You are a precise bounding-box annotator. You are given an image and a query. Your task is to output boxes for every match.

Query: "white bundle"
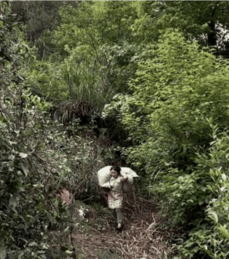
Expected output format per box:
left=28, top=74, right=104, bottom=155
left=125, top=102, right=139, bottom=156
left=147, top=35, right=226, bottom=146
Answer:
left=97, top=166, right=139, bottom=193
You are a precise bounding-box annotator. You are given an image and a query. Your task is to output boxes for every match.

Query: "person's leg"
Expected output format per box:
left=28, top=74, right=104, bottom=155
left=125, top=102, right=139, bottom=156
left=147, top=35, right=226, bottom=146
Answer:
left=111, top=209, right=117, bottom=222
left=116, top=208, right=123, bottom=224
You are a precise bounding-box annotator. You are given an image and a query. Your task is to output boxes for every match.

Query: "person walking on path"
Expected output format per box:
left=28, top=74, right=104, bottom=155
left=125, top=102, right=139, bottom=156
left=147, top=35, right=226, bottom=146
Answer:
left=101, top=165, right=127, bottom=229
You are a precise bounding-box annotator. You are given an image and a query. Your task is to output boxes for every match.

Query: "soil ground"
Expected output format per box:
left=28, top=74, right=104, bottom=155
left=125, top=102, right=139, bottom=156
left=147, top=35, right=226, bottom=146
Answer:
left=50, top=191, right=176, bottom=259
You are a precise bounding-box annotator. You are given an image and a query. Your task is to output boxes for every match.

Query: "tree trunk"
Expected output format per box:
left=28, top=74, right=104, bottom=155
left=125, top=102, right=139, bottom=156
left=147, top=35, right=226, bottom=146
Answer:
left=208, top=20, right=217, bottom=46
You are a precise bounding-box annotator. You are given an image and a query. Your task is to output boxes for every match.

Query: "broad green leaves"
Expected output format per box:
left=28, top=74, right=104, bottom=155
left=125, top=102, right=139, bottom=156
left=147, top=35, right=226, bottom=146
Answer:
left=0, top=3, right=107, bottom=258
left=119, top=30, right=229, bottom=171
left=105, top=30, right=229, bottom=258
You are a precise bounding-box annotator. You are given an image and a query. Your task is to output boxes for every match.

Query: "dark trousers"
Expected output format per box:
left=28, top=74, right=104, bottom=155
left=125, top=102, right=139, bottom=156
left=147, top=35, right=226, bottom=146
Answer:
left=111, top=208, right=123, bottom=224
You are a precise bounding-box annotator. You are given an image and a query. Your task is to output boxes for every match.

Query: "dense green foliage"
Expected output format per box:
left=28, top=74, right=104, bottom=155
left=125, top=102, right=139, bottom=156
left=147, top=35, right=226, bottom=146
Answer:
left=101, top=3, right=229, bottom=258
left=104, top=29, right=229, bottom=257
left=30, top=2, right=139, bottom=113
left=2, top=1, right=229, bottom=258
left=0, top=3, right=106, bottom=258
left=114, top=31, right=229, bottom=258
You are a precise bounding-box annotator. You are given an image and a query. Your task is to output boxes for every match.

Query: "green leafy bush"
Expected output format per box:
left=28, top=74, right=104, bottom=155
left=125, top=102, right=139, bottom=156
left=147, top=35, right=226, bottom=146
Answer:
left=175, top=128, right=229, bottom=258
left=104, top=30, right=229, bottom=258
left=0, top=3, right=107, bottom=258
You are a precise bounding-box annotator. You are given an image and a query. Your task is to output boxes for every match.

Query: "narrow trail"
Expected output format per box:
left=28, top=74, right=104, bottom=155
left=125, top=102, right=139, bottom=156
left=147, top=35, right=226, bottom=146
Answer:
left=68, top=192, right=175, bottom=259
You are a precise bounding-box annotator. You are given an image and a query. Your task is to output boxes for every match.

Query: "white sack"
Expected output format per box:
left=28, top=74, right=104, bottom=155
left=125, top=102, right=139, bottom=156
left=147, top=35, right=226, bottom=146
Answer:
left=121, top=167, right=139, bottom=178
left=97, top=166, right=111, bottom=186
left=97, top=166, right=139, bottom=193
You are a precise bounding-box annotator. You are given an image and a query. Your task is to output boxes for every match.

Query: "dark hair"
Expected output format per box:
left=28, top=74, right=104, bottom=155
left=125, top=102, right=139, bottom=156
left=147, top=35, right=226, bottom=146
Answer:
left=110, top=165, right=121, bottom=175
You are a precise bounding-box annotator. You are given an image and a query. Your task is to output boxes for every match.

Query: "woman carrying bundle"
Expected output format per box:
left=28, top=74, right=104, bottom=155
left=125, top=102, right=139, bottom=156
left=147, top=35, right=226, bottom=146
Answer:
left=101, top=165, right=127, bottom=229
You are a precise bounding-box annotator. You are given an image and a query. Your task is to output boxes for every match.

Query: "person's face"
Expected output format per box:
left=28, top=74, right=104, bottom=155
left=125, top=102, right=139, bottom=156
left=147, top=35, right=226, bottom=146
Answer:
left=111, top=170, right=118, bottom=179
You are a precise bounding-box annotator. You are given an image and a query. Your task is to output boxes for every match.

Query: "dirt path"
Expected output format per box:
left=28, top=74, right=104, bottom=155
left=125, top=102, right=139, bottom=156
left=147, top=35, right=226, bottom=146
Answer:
left=68, top=195, right=174, bottom=259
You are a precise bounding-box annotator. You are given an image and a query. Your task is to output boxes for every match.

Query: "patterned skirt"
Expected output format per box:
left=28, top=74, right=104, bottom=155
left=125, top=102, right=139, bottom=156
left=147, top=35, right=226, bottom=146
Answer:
left=108, top=191, right=123, bottom=209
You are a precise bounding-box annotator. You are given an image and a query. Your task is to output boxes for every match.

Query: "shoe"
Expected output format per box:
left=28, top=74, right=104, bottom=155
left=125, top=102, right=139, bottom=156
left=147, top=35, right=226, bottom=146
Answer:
left=117, top=223, right=122, bottom=229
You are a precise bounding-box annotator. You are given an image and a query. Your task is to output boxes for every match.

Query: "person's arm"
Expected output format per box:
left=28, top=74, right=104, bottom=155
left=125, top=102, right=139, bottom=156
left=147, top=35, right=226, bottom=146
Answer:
left=100, top=181, right=111, bottom=189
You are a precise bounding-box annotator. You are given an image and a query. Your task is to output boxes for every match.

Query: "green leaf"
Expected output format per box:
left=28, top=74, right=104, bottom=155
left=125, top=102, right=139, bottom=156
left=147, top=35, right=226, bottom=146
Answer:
left=218, top=225, right=229, bottom=241
left=18, top=252, right=25, bottom=259
left=222, top=173, right=227, bottom=181
left=28, top=242, right=38, bottom=247
left=19, top=153, right=28, bottom=158
left=20, top=163, right=28, bottom=177
left=9, top=196, right=17, bottom=209
left=208, top=211, right=218, bottom=224
left=65, top=250, right=73, bottom=254
left=0, top=246, right=6, bottom=259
